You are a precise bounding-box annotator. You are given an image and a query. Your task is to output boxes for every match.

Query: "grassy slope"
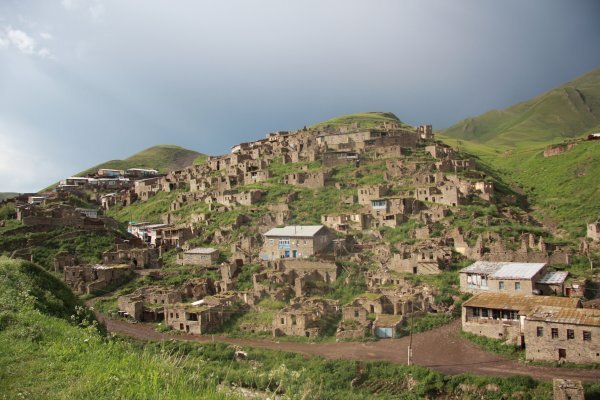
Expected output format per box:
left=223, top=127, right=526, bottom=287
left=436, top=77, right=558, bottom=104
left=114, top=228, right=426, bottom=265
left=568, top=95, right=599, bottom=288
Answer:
left=0, top=193, right=19, bottom=201
left=437, top=135, right=600, bottom=239
left=41, top=144, right=204, bottom=192
left=443, top=67, right=600, bottom=148
left=311, top=112, right=412, bottom=130
left=0, top=257, right=230, bottom=399
left=79, top=144, right=203, bottom=175
left=0, top=257, right=561, bottom=400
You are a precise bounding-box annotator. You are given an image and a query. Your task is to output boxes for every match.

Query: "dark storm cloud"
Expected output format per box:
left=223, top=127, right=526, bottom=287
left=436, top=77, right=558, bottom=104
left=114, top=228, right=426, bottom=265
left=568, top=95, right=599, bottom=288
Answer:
left=0, top=0, right=599, bottom=191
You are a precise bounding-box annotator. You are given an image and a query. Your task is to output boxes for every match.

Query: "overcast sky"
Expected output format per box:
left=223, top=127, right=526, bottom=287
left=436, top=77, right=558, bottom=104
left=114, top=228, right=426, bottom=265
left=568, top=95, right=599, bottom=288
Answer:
left=1, top=0, right=599, bottom=192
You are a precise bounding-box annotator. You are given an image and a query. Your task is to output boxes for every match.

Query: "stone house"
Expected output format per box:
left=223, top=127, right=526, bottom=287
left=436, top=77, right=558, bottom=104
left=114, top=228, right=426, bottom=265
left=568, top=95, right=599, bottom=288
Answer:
left=117, top=286, right=182, bottom=321
left=461, top=292, right=581, bottom=345
left=458, top=261, right=550, bottom=294
left=416, top=124, right=433, bottom=140
left=351, top=293, right=394, bottom=315
left=283, top=171, right=327, bottom=188
left=390, top=243, right=452, bottom=275
left=321, top=213, right=367, bottom=232
left=182, top=278, right=216, bottom=300
left=272, top=298, right=340, bottom=337
left=524, top=306, right=599, bottom=364
left=64, top=264, right=132, bottom=294
left=102, top=245, right=160, bottom=269
left=415, top=183, right=463, bottom=207
left=164, top=294, right=242, bottom=335
left=357, top=185, right=388, bottom=205
left=588, top=220, right=600, bottom=241
left=322, top=151, right=360, bottom=167
left=337, top=305, right=371, bottom=340
left=373, top=314, right=403, bottom=338
left=54, top=252, right=78, bottom=272
left=178, top=247, right=220, bottom=266
left=243, top=170, right=272, bottom=185
left=260, top=225, right=332, bottom=260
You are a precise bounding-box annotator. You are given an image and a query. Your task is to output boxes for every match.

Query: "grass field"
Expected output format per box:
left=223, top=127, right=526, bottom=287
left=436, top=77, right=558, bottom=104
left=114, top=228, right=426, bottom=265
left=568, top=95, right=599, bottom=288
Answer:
left=1, top=257, right=567, bottom=399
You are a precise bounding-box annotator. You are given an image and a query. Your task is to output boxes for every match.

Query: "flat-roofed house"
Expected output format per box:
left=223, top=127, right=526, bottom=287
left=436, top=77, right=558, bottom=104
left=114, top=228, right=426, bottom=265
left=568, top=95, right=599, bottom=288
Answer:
left=524, top=306, right=600, bottom=364
left=462, top=292, right=581, bottom=345
left=260, top=225, right=332, bottom=260
left=178, top=247, right=219, bottom=266
left=459, top=261, right=547, bottom=294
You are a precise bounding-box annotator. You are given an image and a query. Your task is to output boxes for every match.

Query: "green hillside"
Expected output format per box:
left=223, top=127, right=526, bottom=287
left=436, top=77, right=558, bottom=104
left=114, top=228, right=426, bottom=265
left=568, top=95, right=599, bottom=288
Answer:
left=80, top=144, right=203, bottom=175
left=0, top=193, right=19, bottom=201
left=311, top=112, right=412, bottom=130
left=444, top=67, right=600, bottom=148
left=1, top=257, right=559, bottom=399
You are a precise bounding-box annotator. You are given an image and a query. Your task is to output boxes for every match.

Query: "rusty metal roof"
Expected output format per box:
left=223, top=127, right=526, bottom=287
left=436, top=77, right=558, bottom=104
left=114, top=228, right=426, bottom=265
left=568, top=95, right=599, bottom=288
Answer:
left=462, top=292, right=580, bottom=313
left=526, top=306, right=600, bottom=326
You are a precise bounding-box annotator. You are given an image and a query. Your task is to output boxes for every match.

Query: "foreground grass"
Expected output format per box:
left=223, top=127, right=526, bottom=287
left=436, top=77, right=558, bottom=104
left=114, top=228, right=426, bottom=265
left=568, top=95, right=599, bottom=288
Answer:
left=4, top=257, right=597, bottom=399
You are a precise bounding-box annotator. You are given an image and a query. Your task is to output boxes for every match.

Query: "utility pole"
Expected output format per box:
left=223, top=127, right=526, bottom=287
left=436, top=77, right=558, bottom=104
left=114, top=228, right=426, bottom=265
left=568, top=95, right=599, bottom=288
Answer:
left=408, top=300, right=414, bottom=365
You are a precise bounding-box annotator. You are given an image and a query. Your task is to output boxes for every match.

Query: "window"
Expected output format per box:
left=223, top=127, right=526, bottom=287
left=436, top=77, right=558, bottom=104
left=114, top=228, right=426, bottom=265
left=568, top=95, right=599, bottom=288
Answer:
left=472, top=308, right=480, bottom=317
left=279, top=238, right=290, bottom=245
left=481, top=308, right=489, bottom=318
left=551, top=328, right=559, bottom=339
left=515, top=282, right=521, bottom=291
left=583, top=331, right=592, bottom=341
left=498, top=281, right=505, bottom=290
left=567, top=329, right=574, bottom=340
left=536, top=327, right=544, bottom=337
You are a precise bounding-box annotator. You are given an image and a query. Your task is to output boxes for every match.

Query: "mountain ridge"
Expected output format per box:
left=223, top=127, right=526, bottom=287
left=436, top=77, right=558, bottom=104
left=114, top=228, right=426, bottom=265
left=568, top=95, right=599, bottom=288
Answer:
left=443, top=67, right=600, bottom=148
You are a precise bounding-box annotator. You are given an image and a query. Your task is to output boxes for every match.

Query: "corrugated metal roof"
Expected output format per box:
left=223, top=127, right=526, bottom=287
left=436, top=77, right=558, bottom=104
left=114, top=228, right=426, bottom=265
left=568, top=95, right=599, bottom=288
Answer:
left=460, top=261, right=505, bottom=275
left=491, top=263, right=546, bottom=279
left=527, top=306, right=600, bottom=326
left=537, top=271, right=569, bottom=285
left=185, top=247, right=218, bottom=255
left=264, top=225, right=325, bottom=237
left=460, top=261, right=546, bottom=279
left=463, top=292, right=580, bottom=313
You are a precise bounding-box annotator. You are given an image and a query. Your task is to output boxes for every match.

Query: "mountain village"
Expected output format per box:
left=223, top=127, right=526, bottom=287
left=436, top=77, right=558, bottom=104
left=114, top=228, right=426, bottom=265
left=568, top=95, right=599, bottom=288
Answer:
left=1, top=116, right=599, bottom=371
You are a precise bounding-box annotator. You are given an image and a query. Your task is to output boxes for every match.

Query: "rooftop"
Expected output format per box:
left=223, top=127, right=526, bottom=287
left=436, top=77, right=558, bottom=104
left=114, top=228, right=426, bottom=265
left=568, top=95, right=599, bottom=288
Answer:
left=185, top=247, right=218, bottom=255
left=264, top=225, right=325, bottom=238
left=460, top=261, right=546, bottom=280
left=463, top=292, right=580, bottom=314
left=537, top=271, right=569, bottom=285
left=526, top=306, right=600, bottom=326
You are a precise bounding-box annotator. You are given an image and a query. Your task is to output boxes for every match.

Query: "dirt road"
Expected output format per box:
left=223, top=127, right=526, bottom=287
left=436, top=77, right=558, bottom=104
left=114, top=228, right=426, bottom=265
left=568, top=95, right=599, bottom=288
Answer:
left=95, top=313, right=600, bottom=382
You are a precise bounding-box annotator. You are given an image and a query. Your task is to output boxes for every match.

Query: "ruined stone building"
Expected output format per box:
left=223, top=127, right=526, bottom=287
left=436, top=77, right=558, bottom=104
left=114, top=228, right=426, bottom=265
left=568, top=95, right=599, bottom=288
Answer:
left=588, top=220, right=600, bottom=241
left=164, top=293, right=242, bottom=335
left=272, top=298, right=340, bottom=337
left=64, top=264, right=132, bottom=294
left=117, top=286, right=182, bottom=321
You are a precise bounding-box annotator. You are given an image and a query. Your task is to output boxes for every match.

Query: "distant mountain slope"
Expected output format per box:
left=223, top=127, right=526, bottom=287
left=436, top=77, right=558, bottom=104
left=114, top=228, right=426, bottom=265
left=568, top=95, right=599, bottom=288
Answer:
left=311, top=112, right=412, bottom=130
left=79, top=145, right=203, bottom=176
left=0, top=193, right=19, bottom=201
left=444, top=67, right=600, bottom=148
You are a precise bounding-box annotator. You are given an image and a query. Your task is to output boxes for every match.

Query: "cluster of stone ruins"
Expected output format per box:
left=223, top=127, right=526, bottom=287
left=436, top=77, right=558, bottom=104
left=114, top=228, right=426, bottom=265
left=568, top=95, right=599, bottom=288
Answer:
left=3, top=119, right=598, bottom=364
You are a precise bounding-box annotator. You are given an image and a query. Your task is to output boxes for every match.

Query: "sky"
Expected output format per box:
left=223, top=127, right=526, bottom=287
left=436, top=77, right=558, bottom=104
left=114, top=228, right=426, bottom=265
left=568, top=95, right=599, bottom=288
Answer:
left=1, top=0, right=599, bottom=193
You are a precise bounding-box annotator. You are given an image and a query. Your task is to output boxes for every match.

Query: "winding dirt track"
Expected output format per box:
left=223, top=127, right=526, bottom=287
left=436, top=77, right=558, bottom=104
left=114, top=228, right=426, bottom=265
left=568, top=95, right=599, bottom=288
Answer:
left=94, top=313, right=600, bottom=382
